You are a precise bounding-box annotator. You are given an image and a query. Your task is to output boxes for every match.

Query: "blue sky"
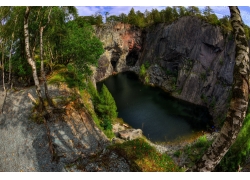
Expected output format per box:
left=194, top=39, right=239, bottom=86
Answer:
left=2, top=1, right=250, bottom=26
left=76, top=6, right=250, bottom=26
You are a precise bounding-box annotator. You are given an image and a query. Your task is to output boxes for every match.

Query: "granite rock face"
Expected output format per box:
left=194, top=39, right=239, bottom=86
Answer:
left=94, top=22, right=142, bottom=82
left=138, top=16, right=237, bottom=126
left=94, top=17, right=250, bottom=126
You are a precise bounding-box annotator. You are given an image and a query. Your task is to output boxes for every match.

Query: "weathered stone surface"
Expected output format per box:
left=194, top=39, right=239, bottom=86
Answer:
left=94, top=23, right=142, bottom=81
left=112, top=137, right=125, bottom=144
left=118, top=129, right=143, bottom=141
left=137, top=16, right=237, bottom=126
left=93, top=17, right=250, bottom=126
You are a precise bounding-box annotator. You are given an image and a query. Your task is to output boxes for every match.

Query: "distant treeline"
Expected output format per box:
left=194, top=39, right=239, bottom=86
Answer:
left=77, top=6, right=250, bottom=39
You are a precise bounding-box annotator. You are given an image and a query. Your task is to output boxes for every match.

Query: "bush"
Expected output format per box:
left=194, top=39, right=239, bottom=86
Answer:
left=139, top=64, right=146, bottom=78
left=195, top=135, right=208, bottom=148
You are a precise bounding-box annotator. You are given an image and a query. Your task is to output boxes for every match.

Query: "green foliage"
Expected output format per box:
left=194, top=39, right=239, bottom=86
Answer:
left=100, top=118, right=112, bottom=130
left=128, top=8, right=137, bottom=25
left=48, top=64, right=85, bottom=90
left=87, top=81, right=100, bottom=105
left=139, top=64, right=146, bottom=77
left=195, top=135, right=208, bottom=148
left=174, top=150, right=182, bottom=157
left=108, top=138, right=183, bottom=172
left=144, top=61, right=150, bottom=69
left=217, top=112, right=250, bottom=171
left=182, top=135, right=213, bottom=168
left=96, top=84, right=118, bottom=121
left=61, top=20, right=104, bottom=76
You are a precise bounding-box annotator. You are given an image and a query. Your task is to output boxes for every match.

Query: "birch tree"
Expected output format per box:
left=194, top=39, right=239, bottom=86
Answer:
left=39, top=7, right=54, bottom=107
left=24, top=6, right=45, bottom=110
left=193, top=6, right=249, bottom=172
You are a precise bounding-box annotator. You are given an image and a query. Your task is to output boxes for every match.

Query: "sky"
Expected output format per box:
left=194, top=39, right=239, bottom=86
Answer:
left=76, top=6, right=250, bottom=26
left=1, top=0, right=250, bottom=26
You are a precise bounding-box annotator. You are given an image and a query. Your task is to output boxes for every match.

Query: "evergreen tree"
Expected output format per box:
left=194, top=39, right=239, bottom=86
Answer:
left=203, top=6, right=214, bottom=17
left=187, top=6, right=201, bottom=16
left=128, top=8, right=137, bottom=25
left=177, top=6, right=187, bottom=17
left=97, top=84, right=118, bottom=121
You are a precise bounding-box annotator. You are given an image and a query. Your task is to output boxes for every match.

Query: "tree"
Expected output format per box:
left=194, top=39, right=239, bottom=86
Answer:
left=96, top=84, right=118, bottom=121
left=177, top=6, right=187, bottom=17
left=128, top=8, right=137, bottom=25
left=203, top=6, right=214, bottom=17
left=164, top=7, right=174, bottom=23
left=39, top=6, right=54, bottom=107
left=61, top=20, right=104, bottom=85
left=187, top=6, right=201, bottom=16
left=119, top=13, right=128, bottom=24
left=24, top=6, right=45, bottom=110
left=193, top=6, right=249, bottom=172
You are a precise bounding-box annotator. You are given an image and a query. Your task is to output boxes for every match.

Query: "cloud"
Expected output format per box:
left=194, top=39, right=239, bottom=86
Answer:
left=76, top=6, right=106, bottom=16
left=108, top=6, right=166, bottom=15
left=76, top=6, right=250, bottom=26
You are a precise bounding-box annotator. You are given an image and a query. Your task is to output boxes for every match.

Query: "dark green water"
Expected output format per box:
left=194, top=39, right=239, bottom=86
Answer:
left=97, top=72, right=212, bottom=142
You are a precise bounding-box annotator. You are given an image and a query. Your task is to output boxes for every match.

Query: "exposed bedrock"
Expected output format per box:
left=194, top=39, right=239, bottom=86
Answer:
left=93, top=16, right=250, bottom=126
left=93, top=23, right=142, bottom=82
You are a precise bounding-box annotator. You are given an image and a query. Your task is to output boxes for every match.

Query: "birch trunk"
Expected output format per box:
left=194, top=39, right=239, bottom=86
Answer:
left=40, top=26, right=54, bottom=107
left=24, top=6, right=44, bottom=110
left=40, top=7, right=54, bottom=107
left=8, top=16, right=17, bottom=87
left=24, top=7, right=55, bottom=161
left=1, top=39, right=5, bottom=91
left=193, top=6, right=249, bottom=172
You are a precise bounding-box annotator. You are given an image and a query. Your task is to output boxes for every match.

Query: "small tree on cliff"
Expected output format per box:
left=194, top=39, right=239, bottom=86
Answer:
left=96, top=84, right=118, bottom=121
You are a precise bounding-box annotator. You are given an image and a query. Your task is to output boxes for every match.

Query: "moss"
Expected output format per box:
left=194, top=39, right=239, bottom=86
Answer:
left=108, top=138, right=184, bottom=172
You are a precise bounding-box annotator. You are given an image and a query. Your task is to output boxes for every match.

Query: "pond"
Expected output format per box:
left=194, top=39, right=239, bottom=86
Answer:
left=97, top=72, right=213, bottom=143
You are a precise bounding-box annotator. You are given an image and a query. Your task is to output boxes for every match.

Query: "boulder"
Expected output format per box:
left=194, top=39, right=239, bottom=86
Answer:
left=118, top=129, right=143, bottom=141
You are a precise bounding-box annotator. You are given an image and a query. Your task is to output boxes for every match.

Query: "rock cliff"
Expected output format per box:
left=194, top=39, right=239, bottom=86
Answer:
left=93, top=16, right=249, bottom=126
left=93, top=22, right=142, bottom=82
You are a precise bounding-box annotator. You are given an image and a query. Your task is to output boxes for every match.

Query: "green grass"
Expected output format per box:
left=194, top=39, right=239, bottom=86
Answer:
left=182, top=135, right=213, bottom=168
left=108, top=138, right=184, bottom=172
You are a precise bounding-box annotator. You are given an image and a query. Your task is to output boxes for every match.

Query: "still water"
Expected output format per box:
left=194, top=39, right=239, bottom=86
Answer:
left=97, top=72, right=212, bottom=142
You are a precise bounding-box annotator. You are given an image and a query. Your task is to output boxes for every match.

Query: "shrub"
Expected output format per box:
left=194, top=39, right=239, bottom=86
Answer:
left=139, top=64, right=146, bottom=78
left=195, top=135, right=208, bottom=148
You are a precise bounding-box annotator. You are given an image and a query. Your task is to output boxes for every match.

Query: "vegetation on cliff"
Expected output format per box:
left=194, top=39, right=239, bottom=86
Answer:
left=81, top=6, right=250, bottom=39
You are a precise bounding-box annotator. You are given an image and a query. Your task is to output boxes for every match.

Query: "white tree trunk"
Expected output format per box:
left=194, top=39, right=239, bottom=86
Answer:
left=193, top=6, right=249, bottom=172
left=8, top=16, right=17, bottom=87
left=24, top=6, right=44, bottom=109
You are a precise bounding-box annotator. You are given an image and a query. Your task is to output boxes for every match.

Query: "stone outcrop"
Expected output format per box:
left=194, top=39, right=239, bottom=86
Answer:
left=93, top=23, right=142, bottom=82
left=118, top=129, right=143, bottom=141
left=94, top=17, right=250, bottom=126
left=138, top=16, right=237, bottom=126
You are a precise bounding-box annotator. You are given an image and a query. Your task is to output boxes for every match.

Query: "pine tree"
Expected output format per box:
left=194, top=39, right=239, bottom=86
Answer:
left=97, top=84, right=118, bottom=121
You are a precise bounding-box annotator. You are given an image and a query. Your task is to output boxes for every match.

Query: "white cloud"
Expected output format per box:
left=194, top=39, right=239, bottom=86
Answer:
left=108, top=6, right=166, bottom=16
left=76, top=6, right=250, bottom=26
left=76, top=6, right=105, bottom=16
left=240, top=10, right=250, bottom=26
